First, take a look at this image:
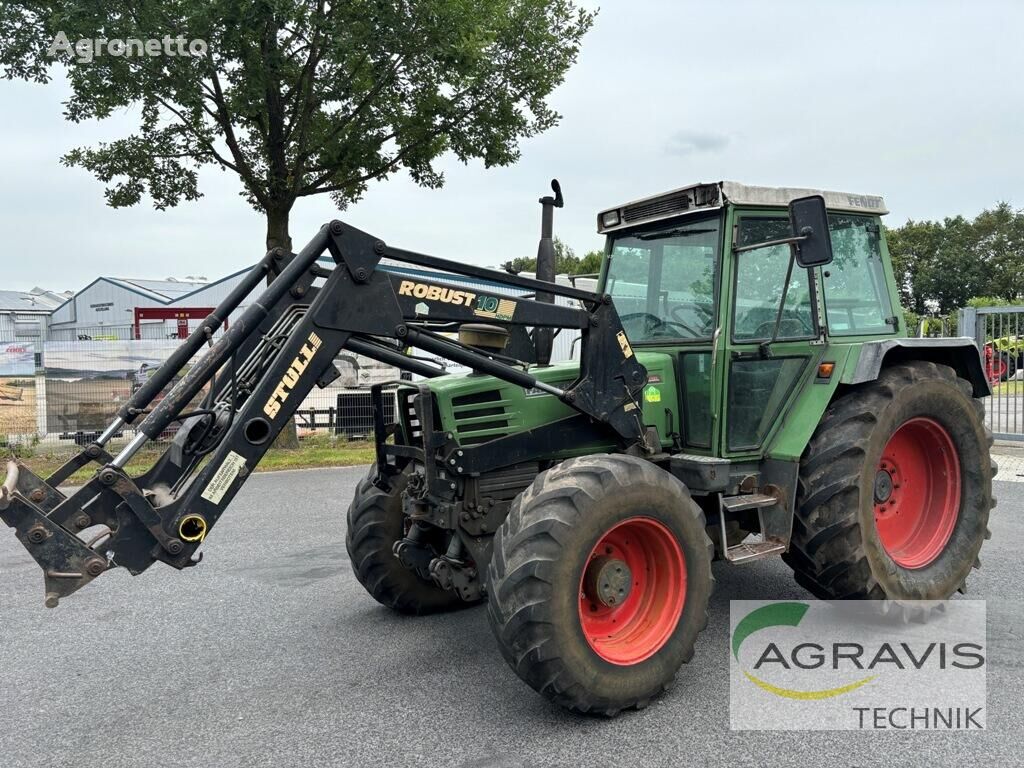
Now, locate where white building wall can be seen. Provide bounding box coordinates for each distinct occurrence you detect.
[48,279,168,333]
[0,312,50,341]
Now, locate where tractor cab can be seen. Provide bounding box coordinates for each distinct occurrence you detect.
[596,181,894,460]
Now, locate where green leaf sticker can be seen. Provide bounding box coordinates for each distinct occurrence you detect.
[644,385,661,403]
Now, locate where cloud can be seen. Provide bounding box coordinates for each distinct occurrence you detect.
[665,130,730,157]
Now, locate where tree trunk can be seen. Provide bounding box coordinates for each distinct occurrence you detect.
[266,205,293,252]
[266,204,300,449]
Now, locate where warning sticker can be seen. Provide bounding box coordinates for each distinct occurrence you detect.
[616,331,634,359]
[201,451,247,504]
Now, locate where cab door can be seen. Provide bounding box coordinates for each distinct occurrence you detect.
[720,211,824,457]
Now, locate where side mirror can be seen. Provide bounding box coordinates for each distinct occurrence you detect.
[788,195,834,268]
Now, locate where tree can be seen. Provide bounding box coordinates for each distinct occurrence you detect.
[504,238,603,276]
[884,219,943,312]
[1,1,595,251]
[973,202,1024,303]
[576,248,603,275]
[915,216,989,314]
[885,203,1024,315]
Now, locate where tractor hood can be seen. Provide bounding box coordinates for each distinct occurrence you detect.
[404,352,679,453]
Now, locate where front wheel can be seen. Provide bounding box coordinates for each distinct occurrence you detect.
[345,466,469,615]
[486,454,714,715]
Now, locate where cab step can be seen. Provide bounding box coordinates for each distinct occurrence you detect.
[721,493,777,513]
[718,492,786,564]
[724,539,786,564]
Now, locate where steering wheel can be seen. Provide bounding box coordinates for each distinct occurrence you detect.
[620,312,694,339]
[666,304,705,338]
[754,313,814,340]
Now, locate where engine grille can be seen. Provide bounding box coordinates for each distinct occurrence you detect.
[451,389,511,445]
[399,389,423,443]
[399,387,514,447]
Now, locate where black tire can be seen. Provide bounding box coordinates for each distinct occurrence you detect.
[486,454,714,716]
[1001,352,1017,382]
[345,466,467,615]
[784,362,995,601]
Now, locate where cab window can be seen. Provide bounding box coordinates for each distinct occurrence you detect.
[733,217,815,342]
[823,215,895,335]
[604,216,720,342]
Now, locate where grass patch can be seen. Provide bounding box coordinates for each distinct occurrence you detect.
[992,379,1024,395]
[4,434,374,488]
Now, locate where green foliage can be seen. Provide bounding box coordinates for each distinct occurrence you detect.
[0,1,595,248]
[885,202,1024,314]
[576,249,603,275]
[967,295,1016,308]
[504,238,603,276]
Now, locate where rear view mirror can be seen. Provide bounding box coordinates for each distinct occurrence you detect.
[789,195,834,268]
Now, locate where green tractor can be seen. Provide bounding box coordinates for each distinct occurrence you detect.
[2,181,994,717]
[346,182,995,714]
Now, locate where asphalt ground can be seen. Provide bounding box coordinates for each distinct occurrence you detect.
[1,466,1021,768]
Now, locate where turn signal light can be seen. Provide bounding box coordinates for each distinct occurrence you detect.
[818,362,835,379]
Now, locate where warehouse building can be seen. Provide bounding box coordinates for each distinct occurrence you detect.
[0,288,70,342]
[47,275,216,340]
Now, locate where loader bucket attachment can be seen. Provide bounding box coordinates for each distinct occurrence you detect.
[1,461,110,607]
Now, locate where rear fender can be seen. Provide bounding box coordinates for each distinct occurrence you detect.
[845,338,990,397]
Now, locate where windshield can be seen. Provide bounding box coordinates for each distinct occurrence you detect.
[604,216,721,342]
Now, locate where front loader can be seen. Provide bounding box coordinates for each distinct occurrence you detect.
[2,180,995,715]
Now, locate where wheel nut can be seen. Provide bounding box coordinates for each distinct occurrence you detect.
[85,558,106,577]
[27,525,48,544]
[74,514,91,529]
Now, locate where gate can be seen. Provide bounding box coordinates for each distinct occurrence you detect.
[959,306,1024,441]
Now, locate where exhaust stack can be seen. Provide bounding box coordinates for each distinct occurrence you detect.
[533,178,563,366]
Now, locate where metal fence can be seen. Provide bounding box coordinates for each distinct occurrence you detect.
[959,306,1024,441]
[0,337,399,452]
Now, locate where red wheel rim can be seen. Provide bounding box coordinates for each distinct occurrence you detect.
[578,517,686,665]
[985,346,1008,385]
[986,356,1007,385]
[873,417,961,569]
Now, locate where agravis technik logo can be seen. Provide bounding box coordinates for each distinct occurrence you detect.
[729,600,987,730]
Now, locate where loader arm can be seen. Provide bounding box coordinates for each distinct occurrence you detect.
[0,220,648,607]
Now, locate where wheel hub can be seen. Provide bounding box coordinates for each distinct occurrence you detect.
[873,468,894,504]
[585,556,633,607]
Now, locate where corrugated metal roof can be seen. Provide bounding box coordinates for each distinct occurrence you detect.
[108,277,209,300]
[0,289,67,313]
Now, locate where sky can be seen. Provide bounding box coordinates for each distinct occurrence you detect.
[2,0,1023,292]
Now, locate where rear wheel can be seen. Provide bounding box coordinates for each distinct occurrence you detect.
[346,466,467,615]
[486,454,713,715]
[785,362,995,601]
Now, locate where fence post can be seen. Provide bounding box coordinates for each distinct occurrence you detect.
[958,307,981,351]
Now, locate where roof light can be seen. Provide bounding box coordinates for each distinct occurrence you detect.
[600,210,620,229]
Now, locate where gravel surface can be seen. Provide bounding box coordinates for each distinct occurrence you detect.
[1,466,1021,767]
